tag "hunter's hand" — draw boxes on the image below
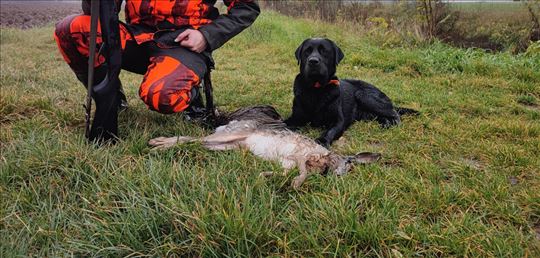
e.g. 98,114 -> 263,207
174,29 -> 207,53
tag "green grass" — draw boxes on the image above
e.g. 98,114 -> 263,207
1,12 -> 540,257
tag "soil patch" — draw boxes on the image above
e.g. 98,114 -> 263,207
0,1 -> 81,29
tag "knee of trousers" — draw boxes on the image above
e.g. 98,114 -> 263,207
54,14 -> 105,73
140,84 -> 194,114
139,59 -> 201,114
55,14 -> 92,36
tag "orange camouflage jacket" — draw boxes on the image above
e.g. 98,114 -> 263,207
82,0 -> 260,51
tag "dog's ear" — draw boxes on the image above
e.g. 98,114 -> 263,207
328,39 -> 345,65
295,39 -> 309,65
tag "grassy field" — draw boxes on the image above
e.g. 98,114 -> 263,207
264,1 -> 539,53
1,12 -> 540,257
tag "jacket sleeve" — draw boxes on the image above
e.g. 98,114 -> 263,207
82,0 -> 123,15
198,0 -> 260,51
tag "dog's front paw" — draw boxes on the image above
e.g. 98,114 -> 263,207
379,116 -> 401,128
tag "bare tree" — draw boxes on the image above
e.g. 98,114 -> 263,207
418,0 -> 458,39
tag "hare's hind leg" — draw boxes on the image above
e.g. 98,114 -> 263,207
149,136 -> 194,150
201,132 -> 250,151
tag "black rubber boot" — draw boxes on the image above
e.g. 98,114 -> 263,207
184,85 -> 206,120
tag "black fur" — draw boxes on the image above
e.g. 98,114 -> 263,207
284,38 -> 416,147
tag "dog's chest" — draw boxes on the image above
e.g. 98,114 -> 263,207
299,91 -> 339,126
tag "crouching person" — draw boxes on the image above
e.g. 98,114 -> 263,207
53,0 -> 260,139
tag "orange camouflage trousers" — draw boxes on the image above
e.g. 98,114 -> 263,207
54,15 -> 207,114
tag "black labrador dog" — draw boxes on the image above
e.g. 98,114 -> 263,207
284,38 -> 417,147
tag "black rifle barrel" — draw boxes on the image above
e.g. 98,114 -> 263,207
204,71 -> 216,119
85,0 -> 100,139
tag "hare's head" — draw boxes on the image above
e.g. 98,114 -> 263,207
304,152 -> 381,176
330,152 -> 381,176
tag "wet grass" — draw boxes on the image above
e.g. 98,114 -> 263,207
1,12 -> 539,257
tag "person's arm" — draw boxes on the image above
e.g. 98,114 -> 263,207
198,0 -> 260,51
82,0 -> 123,15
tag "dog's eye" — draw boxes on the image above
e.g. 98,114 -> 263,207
304,46 -> 313,55
318,46 -> 326,54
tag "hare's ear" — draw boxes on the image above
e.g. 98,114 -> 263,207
351,152 -> 381,164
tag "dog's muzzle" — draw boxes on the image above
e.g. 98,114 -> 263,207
308,57 -> 321,66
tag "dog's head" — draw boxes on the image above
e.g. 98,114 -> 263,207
295,38 -> 344,83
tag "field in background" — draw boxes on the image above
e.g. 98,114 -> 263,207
262,0 -> 540,53
1,3 -> 540,257
0,1 -> 80,29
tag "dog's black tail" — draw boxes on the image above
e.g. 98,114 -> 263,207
396,107 -> 420,116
